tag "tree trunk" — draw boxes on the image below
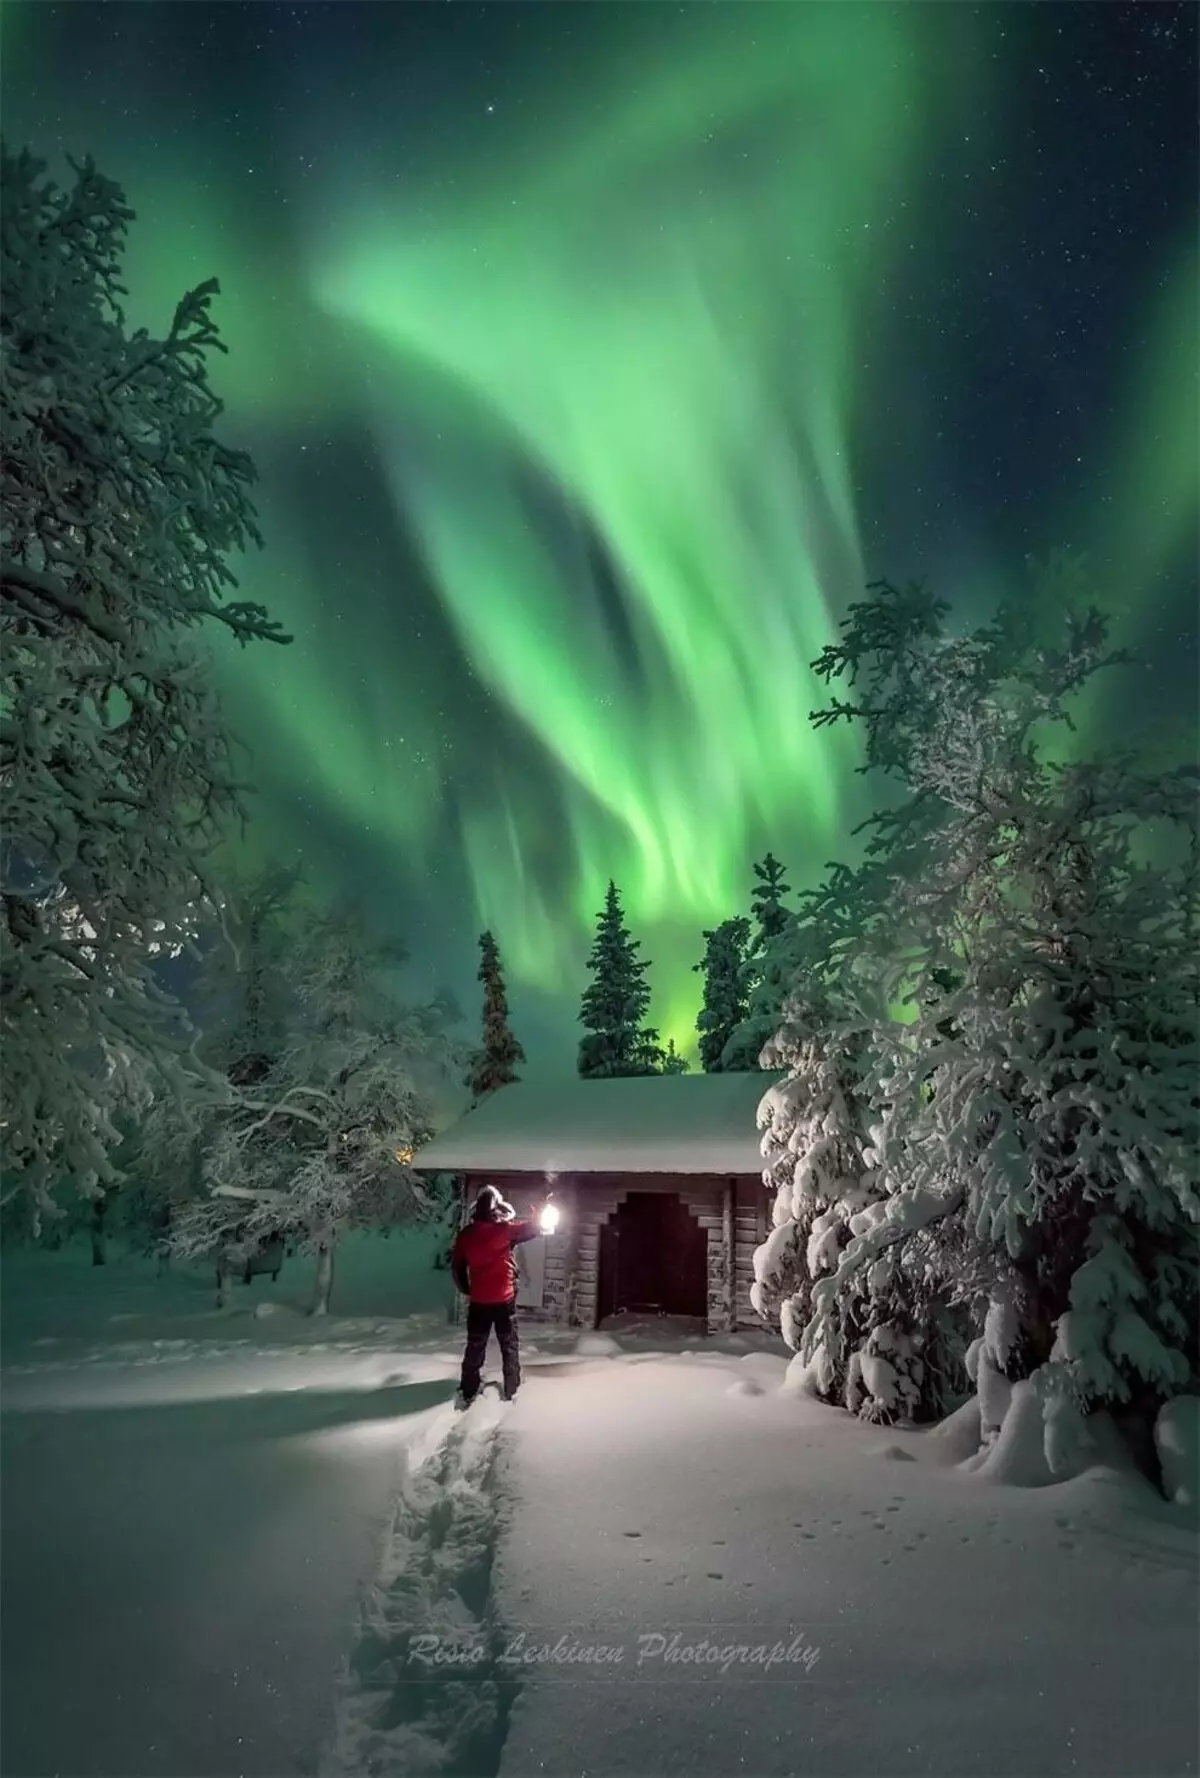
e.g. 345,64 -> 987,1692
312,1232 -> 336,1316
90,1197 -> 107,1267
216,1253 -> 233,1309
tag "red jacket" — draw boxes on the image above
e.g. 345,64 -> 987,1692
452,1218 -> 540,1305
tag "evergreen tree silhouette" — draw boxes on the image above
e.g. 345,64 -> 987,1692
465,931 -> 526,1101
694,916 -> 751,1071
577,882 -> 661,1077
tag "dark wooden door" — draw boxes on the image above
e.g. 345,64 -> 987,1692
597,1191 -> 708,1320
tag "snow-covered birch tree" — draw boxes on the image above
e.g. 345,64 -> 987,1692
1,145 -> 288,1228
169,903 -> 462,1314
129,865 -> 300,1264
198,863 -> 300,1085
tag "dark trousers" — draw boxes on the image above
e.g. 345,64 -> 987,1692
460,1300 -> 520,1399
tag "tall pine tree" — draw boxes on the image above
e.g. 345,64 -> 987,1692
750,852 -> 792,946
466,930 -> 526,1102
578,881 -> 661,1078
694,916 -> 751,1071
718,854 -> 796,1069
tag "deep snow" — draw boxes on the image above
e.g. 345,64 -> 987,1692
2,1241 -> 1197,1778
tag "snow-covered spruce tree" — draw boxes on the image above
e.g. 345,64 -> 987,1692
465,929 -> 526,1102
750,902 -> 871,1358
694,916 -> 751,1072
659,1038 -> 690,1075
720,911 -> 802,1070
0,145 -> 288,1229
805,566 -> 1199,1463
577,881 -> 662,1078
748,857 -> 962,1422
169,903 -> 461,1314
719,855 -> 797,1070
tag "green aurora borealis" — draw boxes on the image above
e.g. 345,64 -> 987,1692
5,2 -> 1197,1063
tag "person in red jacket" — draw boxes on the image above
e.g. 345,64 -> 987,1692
451,1185 -> 544,1404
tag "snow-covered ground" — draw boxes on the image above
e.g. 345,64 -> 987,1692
2,1241 -> 1197,1778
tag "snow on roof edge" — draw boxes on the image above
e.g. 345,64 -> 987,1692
414,1071 -> 783,1176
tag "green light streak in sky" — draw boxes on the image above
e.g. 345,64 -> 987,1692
313,5 -> 935,1050
1051,238 -> 1199,757
6,2 -> 1191,1060
1094,240 -> 1199,605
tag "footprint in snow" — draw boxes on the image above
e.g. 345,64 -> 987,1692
707,1572 -> 723,1580
622,1531 -> 642,1539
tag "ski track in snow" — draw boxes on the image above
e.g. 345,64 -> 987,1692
5,1253 -> 1198,1778
322,1395 -> 519,1778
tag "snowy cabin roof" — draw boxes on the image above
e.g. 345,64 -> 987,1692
413,1071 -> 783,1176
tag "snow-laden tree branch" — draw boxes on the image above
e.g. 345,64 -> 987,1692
1,144 -> 290,1227
755,558 -> 1198,1454
164,893 -> 464,1315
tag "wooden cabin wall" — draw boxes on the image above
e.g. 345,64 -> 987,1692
568,1173 -> 725,1333
461,1170 -> 771,1334
734,1173 -> 771,1327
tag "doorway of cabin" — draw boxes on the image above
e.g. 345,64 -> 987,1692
597,1190 -> 708,1323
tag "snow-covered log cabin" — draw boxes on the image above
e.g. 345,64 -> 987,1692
414,1073 -> 782,1334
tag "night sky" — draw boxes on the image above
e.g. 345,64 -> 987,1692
4,1 -> 1197,1067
